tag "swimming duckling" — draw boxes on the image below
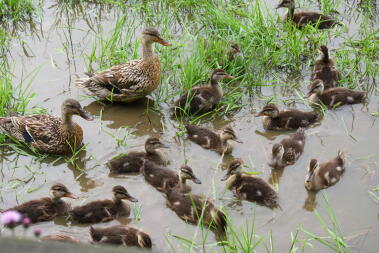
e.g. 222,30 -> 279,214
311,45 -> 340,90
185,124 -> 242,154
174,69 -> 233,115
305,79 -> 366,108
69,186 -> 137,224
142,161 -> 201,193
256,104 -> 319,131
41,234 -> 79,243
276,0 -> 340,29
3,184 -> 75,223
90,225 -> 152,248
270,128 -> 306,168
222,159 -> 279,209
304,151 -> 345,191
165,188 -> 227,234
107,137 -> 169,174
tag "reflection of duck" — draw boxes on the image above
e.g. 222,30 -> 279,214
303,191 -> 317,212
41,234 -> 79,243
75,28 -> 171,103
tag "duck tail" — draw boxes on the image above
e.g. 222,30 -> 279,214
211,209 -> 227,233
74,77 -> 91,89
320,45 -> 329,63
137,232 -> 152,248
89,226 -> 102,242
337,150 -> 345,165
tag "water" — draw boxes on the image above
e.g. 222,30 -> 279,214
1,0 -> 378,252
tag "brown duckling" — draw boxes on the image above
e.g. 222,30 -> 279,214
305,79 -> 366,108
41,234 -> 79,243
276,0 -> 340,29
305,151 -> 345,191
222,159 -> 279,209
256,104 -> 319,131
0,99 -> 93,154
311,45 -> 340,90
174,69 -> 233,115
3,184 -> 75,223
142,161 -> 201,193
270,128 -> 306,168
90,225 -> 152,248
75,28 -> 171,103
227,41 -> 244,61
107,137 -> 169,174
69,186 -> 137,224
185,124 -> 242,154
165,188 -> 227,234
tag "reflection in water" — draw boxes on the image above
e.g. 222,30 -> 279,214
303,190 -> 317,212
66,150 -> 97,192
268,167 -> 285,186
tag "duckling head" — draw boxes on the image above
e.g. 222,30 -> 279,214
113,185 -> 138,203
142,28 -> 171,46
276,0 -> 295,9
222,159 -> 243,181
145,137 -> 169,153
304,159 -> 319,190
317,45 -> 329,62
179,165 -> 202,184
305,79 -> 324,98
220,127 -> 243,143
61,99 -> 94,121
50,183 -> 76,199
227,41 -> 243,60
211,69 -> 234,82
256,104 -> 279,118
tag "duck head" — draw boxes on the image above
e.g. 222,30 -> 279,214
50,183 -> 76,199
113,185 -> 138,203
222,159 -> 243,181
220,127 -> 242,143
256,104 -> 279,118
304,79 -> 324,98
227,41 -> 244,60
211,69 -> 233,82
317,45 -> 329,61
304,159 -> 319,190
142,28 -> 171,46
145,137 -> 169,153
62,99 -> 93,121
179,165 -> 202,184
276,0 -> 295,9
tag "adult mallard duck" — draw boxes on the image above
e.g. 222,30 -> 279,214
276,0 -> 340,29
107,137 -> 169,174
305,79 -> 366,108
222,159 -> 279,209
311,45 -> 340,90
185,124 -> 242,154
69,185 -> 137,224
3,184 -> 75,223
173,69 -> 233,115
90,225 -> 152,248
305,151 -> 345,191
256,104 -> 319,131
75,28 -> 171,103
0,99 -> 93,154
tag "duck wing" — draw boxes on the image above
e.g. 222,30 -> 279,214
294,12 -> 338,29
9,198 -> 59,223
185,125 -> 221,150
70,200 -> 115,223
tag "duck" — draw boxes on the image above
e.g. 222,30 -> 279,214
304,151 -> 345,191
0,99 -> 93,154
173,69 -> 233,115
89,225 -> 152,248
276,0 -> 340,29
41,234 -> 80,243
69,185 -> 137,224
142,161 -> 201,193
3,184 -> 75,223
107,137 -> 169,174
185,124 -> 242,154
311,45 -> 340,90
221,159 -> 279,208
256,104 -> 319,131
305,79 -> 367,109
227,41 -> 244,62
269,128 -> 306,168
74,28 -> 171,103
165,188 -> 227,234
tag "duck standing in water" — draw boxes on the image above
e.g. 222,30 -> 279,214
311,45 -> 340,90
75,28 -> 171,103
174,69 -> 233,115
0,99 -> 93,154
256,104 -> 319,131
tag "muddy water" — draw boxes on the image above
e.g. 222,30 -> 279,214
1,0 -> 378,252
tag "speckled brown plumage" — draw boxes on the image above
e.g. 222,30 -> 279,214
311,45 -> 340,90
0,99 -> 93,154
90,225 -> 152,248
75,28 -> 171,103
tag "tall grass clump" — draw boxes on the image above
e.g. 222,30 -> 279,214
0,0 -> 40,28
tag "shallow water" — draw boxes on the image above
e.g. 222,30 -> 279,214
1,0 -> 378,252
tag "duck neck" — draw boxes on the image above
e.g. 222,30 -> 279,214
178,176 -> 188,193
61,110 -> 74,131
142,40 -> 154,60
287,5 -> 295,20
113,197 -> 122,205
210,78 -> 223,96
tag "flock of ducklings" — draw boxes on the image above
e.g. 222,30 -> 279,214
0,0 -> 368,249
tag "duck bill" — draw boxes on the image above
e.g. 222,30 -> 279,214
192,177 -> 202,184
79,109 -> 94,121
255,112 -> 264,117
303,93 -> 311,99
233,138 -> 243,144
224,75 -> 234,80
126,195 -> 138,203
157,37 -> 172,46
159,143 -> 170,149
221,173 -> 229,181
64,193 -> 77,199
275,2 -> 284,9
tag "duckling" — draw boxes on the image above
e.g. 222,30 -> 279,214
89,225 -> 152,248
305,79 -> 366,109
304,151 -> 345,191
142,161 -> 201,193
173,69 -> 233,115
107,137 -> 169,174
3,184 -> 75,223
221,159 -> 279,208
185,124 -> 242,154
270,128 -> 306,168
165,188 -> 227,233
75,28 -> 171,103
0,99 -> 93,154
41,234 -> 79,243
69,186 -> 137,224
311,45 -> 340,90
276,0 -> 340,29
227,41 -> 244,61
256,104 -> 319,131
